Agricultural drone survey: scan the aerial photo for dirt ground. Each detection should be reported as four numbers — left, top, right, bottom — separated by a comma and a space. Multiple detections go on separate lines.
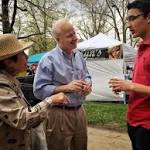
88, 127, 131, 150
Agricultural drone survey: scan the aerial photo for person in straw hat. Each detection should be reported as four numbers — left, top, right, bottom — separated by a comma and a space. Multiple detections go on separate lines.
0, 34, 69, 150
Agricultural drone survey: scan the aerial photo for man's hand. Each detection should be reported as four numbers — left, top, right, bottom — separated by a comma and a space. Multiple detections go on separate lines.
66, 80, 88, 92
109, 78, 133, 93
81, 83, 92, 96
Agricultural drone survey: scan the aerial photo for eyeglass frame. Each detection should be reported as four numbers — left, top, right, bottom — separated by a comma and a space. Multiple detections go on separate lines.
126, 13, 145, 22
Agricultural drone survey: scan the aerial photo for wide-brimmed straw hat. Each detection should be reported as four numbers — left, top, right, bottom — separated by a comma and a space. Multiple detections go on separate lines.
0, 34, 33, 61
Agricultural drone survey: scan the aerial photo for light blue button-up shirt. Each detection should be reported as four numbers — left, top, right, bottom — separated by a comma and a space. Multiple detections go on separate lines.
33, 47, 92, 106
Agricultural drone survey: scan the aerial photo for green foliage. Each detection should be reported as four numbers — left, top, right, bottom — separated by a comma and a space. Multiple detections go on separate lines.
29, 35, 56, 55
13, 0, 69, 55
84, 101, 127, 132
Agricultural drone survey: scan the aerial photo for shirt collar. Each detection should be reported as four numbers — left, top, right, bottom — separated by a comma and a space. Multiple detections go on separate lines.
57, 45, 77, 58
138, 37, 150, 52
139, 37, 150, 46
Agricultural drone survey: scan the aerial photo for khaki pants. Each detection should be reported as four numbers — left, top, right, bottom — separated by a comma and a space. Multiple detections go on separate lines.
46, 106, 87, 150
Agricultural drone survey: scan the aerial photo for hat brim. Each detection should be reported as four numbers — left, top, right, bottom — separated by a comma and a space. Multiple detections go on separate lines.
0, 41, 33, 61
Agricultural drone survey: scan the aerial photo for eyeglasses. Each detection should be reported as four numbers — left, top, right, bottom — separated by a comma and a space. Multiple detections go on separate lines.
126, 13, 145, 21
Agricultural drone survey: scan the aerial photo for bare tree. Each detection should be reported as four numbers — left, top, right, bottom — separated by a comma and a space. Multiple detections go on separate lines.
17, 0, 68, 54
105, 0, 130, 43
75, 0, 137, 46
107, 0, 139, 45
75, 0, 110, 39
0, 0, 69, 54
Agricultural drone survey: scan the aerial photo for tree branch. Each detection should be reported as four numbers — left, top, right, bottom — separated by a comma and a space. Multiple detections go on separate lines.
18, 32, 44, 39
24, 0, 45, 14
17, 6, 27, 11
24, 0, 55, 19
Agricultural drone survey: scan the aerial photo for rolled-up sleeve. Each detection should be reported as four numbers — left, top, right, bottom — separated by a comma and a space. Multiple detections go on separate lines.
0, 85, 50, 130
84, 63, 92, 85
33, 57, 56, 100
80, 53, 92, 85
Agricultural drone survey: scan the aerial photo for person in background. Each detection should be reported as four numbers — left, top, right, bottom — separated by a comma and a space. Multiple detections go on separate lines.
31, 64, 38, 74
0, 34, 69, 150
33, 18, 92, 150
109, 1, 150, 150
108, 45, 122, 59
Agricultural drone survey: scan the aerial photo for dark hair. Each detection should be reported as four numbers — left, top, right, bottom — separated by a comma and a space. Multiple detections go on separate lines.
0, 55, 18, 70
127, 0, 150, 17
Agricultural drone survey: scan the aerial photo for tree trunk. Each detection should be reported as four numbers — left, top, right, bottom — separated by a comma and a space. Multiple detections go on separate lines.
2, 0, 10, 33
2, 0, 17, 33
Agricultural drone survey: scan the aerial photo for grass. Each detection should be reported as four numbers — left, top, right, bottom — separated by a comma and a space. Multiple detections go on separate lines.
84, 101, 127, 132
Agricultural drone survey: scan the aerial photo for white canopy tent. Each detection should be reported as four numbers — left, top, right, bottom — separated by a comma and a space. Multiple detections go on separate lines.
77, 33, 136, 102
78, 33, 122, 50
77, 33, 136, 59
86, 59, 124, 101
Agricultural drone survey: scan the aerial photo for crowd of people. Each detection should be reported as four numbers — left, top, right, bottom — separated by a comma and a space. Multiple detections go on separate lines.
0, 0, 150, 150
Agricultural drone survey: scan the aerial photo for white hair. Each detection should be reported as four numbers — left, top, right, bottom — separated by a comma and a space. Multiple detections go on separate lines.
52, 18, 72, 41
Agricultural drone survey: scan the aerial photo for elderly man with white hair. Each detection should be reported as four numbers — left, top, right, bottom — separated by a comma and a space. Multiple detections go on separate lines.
33, 19, 92, 150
